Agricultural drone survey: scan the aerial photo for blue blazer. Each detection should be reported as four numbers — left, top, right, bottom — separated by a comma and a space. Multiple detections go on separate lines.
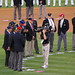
13, 32, 25, 52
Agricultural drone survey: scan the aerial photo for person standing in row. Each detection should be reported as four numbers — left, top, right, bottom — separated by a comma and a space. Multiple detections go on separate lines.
47, 0, 50, 6
33, 0, 39, 5
25, 18, 35, 57
12, 27, 25, 71
42, 13, 56, 52
57, 14, 69, 51
38, 0, 46, 19
0, 0, 2, 7
53, 0, 61, 6
65, 0, 74, 6
72, 16, 75, 50
2, 26, 12, 67
24, 0, 34, 19
13, 0, 22, 20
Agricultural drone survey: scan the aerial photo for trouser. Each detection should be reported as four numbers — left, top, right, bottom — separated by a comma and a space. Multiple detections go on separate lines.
53, 0, 61, 6
48, 0, 50, 5
25, 40, 34, 57
34, 37, 39, 54
26, 6, 34, 19
8, 51, 14, 69
33, 0, 39, 5
39, 5, 46, 18
11, 0, 13, 6
65, 0, 74, 5
5, 0, 8, 7
57, 32, 67, 51
72, 34, 75, 50
5, 50, 10, 66
21, 0, 24, 6
14, 5, 21, 20
13, 52, 23, 71
42, 44, 49, 66
0, 0, 2, 6
49, 32, 54, 51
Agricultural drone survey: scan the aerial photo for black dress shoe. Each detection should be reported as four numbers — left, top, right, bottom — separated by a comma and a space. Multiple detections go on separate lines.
39, 17, 41, 19
49, 50, 54, 52
18, 69, 22, 72
0, 6, 2, 7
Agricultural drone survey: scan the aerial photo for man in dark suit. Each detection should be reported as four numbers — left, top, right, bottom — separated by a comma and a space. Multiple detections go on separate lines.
72, 16, 75, 50
13, 27, 25, 71
32, 18, 40, 54
38, 0, 46, 19
57, 14, 69, 51
25, 18, 35, 57
2, 26, 12, 67
42, 13, 56, 52
13, 0, 22, 20
24, 0, 34, 19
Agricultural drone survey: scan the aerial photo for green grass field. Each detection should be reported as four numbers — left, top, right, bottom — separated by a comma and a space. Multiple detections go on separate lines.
1, 0, 75, 8
0, 32, 75, 75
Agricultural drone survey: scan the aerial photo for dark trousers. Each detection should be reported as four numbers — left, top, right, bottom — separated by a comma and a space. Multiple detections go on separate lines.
13, 51, 23, 71
8, 51, 14, 69
49, 32, 54, 51
26, 6, 34, 19
34, 37, 39, 54
5, 50, 10, 66
57, 32, 67, 51
14, 4, 21, 20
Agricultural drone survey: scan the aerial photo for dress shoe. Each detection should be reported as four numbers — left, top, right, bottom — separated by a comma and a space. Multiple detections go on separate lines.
50, 50, 54, 52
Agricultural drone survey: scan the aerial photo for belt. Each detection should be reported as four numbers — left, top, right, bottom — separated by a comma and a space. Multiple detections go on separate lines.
42, 43, 49, 46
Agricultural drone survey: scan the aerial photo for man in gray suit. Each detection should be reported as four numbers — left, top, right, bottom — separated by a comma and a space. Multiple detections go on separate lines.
24, 0, 34, 19
13, 0, 22, 20
57, 14, 69, 51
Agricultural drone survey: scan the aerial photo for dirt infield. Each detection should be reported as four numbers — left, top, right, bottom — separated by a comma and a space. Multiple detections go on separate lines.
0, 7, 75, 34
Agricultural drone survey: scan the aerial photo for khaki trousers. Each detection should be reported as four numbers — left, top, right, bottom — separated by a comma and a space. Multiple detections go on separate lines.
25, 40, 34, 56
42, 44, 49, 66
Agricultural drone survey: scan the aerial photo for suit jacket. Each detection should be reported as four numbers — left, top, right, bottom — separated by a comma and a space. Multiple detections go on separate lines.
42, 18, 56, 32
72, 17, 75, 34
26, 21, 35, 41
24, 0, 33, 7
13, 32, 25, 52
2, 30, 10, 50
32, 19, 37, 37
13, 0, 21, 6
39, 0, 46, 5
58, 19, 69, 36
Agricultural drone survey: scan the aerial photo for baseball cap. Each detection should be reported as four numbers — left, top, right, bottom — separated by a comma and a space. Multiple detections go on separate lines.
17, 27, 22, 30
59, 14, 64, 17
20, 20, 25, 25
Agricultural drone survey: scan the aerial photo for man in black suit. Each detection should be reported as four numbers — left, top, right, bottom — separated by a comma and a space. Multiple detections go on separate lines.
38, 0, 46, 19
57, 14, 69, 51
13, 0, 22, 20
2, 26, 12, 67
42, 13, 56, 52
24, 0, 34, 19
25, 18, 35, 57
13, 27, 25, 71
72, 16, 75, 50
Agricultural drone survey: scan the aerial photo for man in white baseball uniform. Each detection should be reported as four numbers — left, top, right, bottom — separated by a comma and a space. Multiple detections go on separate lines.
65, 0, 74, 6
47, 0, 50, 6
53, 0, 61, 6
33, 0, 39, 5
21, 0, 24, 6
11, 0, 13, 7
5, 0, 8, 7
0, 0, 2, 7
